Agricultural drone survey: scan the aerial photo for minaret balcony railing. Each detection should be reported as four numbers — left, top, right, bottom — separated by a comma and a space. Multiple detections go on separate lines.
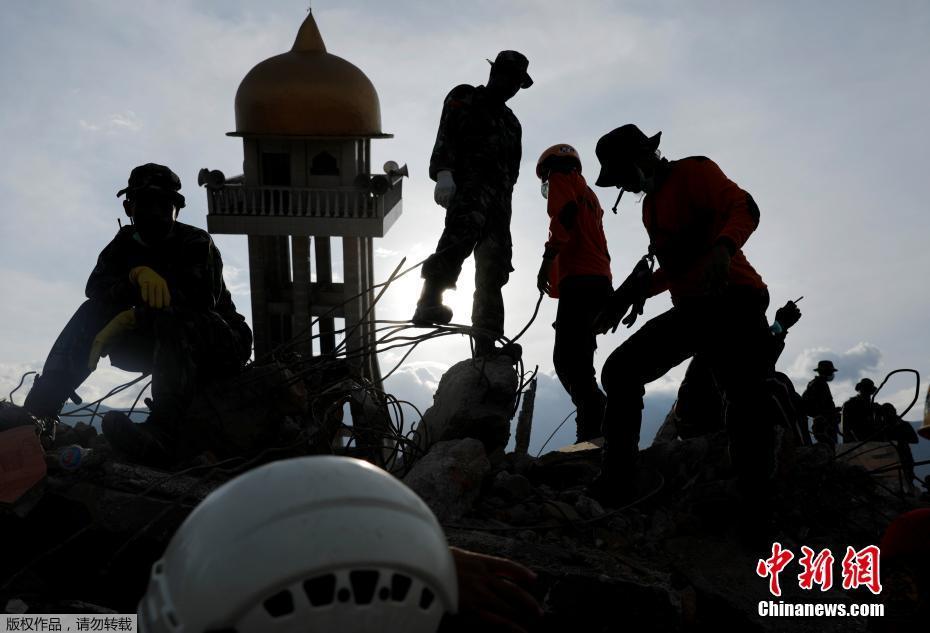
205, 180, 403, 238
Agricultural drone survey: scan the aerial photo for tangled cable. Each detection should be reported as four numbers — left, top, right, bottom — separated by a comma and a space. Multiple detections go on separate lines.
4, 247, 548, 477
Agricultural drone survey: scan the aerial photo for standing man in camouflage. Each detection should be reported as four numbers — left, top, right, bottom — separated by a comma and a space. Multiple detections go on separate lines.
23, 164, 252, 467
412, 51, 532, 359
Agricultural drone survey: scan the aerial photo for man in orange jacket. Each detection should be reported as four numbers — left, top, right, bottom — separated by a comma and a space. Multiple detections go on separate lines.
592, 125, 777, 519
535, 144, 613, 443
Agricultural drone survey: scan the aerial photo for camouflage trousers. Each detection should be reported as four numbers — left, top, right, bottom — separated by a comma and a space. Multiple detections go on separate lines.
24, 299, 246, 427
421, 182, 514, 337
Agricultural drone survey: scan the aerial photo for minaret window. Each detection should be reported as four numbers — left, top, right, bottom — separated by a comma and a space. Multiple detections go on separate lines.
261, 153, 291, 186
311, 151, 339, 176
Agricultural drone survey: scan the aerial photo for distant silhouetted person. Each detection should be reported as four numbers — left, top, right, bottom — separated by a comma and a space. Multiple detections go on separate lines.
23, 164, 252, 467
878, 402, 919, 490
412, 51, 532, 361
842, 377, 882, 442
802, 360, 840, 445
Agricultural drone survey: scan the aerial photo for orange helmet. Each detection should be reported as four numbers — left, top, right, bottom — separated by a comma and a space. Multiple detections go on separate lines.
536, 144, 582, 180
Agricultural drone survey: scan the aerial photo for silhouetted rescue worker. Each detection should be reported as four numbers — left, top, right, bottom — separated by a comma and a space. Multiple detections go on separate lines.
534, 144, 613, 443
872, 509, 930, 630
842, 378, 882, 442
23, 164, 252, 466
669, 299, 807, 443
801, 360, 840, 445
878, 402, 919, 489
590, 124, 775, 521
412, 51, 532, 359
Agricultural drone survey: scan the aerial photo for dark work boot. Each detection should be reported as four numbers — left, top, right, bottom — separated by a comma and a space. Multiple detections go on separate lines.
472, 336, 522, 364
23, 372, 73, 420
102, 410, 178, 468
575, 389, 607, 443
412, 280, 453, 326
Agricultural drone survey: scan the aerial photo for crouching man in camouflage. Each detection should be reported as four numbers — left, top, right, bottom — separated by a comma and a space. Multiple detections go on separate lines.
412, 51, 532, 360
23, 164, 252, 467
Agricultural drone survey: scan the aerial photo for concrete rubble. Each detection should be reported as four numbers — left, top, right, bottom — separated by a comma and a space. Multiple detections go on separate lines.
1, 357, 928, 630
413, 356, 518, 453
403, 438, 491, 523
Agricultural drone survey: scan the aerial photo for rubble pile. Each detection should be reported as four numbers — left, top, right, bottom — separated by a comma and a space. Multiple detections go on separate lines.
1, 357, 927, 631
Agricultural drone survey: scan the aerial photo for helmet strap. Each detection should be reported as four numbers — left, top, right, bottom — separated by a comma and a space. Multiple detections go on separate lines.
610, 189, 624, 214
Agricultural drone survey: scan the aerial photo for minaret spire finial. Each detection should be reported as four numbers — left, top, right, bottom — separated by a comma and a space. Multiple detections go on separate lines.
293, 6, 326, 53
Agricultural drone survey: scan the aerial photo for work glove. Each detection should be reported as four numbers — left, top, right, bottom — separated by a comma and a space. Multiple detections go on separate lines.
130, 266, 171, 309
594, 256, 654, 334
434, 170, 456, 209
622, 294, 647, 328
774, 300, 802, 331
536, 257, 554, 295
703, 241, 732, 295
88, 309, 136, 371
593, 287, 634, 335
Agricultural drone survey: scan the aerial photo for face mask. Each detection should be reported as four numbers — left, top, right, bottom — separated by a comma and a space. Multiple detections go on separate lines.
640, 167, 657, 194
130, 195, 177, 246
540, 181, 549, 199
134, 215, 174, 246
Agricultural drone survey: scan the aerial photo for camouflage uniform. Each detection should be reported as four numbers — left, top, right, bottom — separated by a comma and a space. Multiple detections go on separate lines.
24, 222, 252, 429
422, 84, 522, 338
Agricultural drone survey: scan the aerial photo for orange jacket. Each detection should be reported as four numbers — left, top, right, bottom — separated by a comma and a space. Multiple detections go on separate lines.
643, 157, 765, 300
544, 170, 612, 298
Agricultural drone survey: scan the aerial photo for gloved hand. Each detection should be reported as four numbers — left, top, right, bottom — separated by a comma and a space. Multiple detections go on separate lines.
88, 309, 136, 370
130, 266, 171, 309
537, 257, 554, 295
703, 241, 732, 295
594, 256, 653, 334
434, 170, 456, 208
774, 301, 802, 331
593, 287, 633, 335
621, 294, 647, 328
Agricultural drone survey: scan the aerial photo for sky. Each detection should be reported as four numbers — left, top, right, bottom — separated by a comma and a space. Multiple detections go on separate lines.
1, 0, 929, 455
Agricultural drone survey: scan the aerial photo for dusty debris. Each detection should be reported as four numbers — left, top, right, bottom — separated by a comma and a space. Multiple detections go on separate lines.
490, 471, 534, 502
2, 380, 927, 630
403, 438, 490, 523
514, 377, 536, 456
414, 356, 518, 453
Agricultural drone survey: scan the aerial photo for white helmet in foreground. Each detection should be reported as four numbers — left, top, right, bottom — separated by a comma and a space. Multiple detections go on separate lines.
139, 456, 458, 633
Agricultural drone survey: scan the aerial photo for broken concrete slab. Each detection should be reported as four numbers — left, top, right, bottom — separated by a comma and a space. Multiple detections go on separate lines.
490, 471, 534, 502
413, 356, 517, 454
403, 438, 491, 523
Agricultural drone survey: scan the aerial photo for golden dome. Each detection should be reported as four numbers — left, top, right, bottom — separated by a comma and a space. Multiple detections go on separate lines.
231, 11, 388, 138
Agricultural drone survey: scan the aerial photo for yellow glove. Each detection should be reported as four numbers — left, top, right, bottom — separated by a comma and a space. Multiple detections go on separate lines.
88, 309, 136, 371
130, 266, 171, 308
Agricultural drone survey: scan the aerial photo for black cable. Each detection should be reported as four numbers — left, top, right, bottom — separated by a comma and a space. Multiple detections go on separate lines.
7, 371, 36, 404
535, 408, 577, 458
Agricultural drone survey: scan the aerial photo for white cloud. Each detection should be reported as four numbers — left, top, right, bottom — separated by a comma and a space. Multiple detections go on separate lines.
222, 264, 251, 295
0, 361, 151, 413
108, 111, 142, 133
786, 342, 883, 382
